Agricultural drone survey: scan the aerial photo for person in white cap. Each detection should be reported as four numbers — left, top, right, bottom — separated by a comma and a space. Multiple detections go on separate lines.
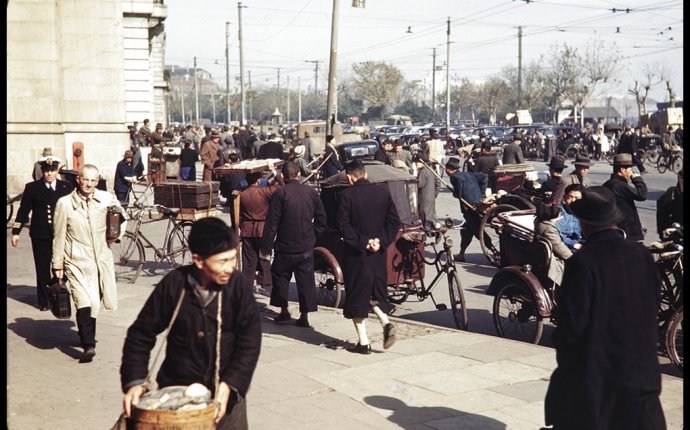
33, 147, 56, 181
292, 144, 312, 177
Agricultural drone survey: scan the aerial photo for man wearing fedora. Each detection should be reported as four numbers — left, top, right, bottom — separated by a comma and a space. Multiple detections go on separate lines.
562, 153, 593, 188
114, 150, 138, 204
502, 133, 526, 165
543, 186, 665, 430
602, 153, 648, 242
12, 156, 74, 311
541, 156, 567, 203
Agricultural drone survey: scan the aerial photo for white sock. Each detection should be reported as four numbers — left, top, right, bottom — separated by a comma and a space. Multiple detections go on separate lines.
372, 305, 390, 327
353, 318, 369, 345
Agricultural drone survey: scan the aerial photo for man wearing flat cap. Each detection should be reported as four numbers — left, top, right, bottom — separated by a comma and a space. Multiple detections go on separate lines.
501, 133, 525, 165
11, 155, 73, 310
541, 156, 567, 203
114, 150, 138, 204
562, 153, 593, 188
544, 186, 665, 430
602, 153, 647, 242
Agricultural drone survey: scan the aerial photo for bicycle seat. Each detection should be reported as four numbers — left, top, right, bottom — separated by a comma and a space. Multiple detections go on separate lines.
401, 231, 426, 243
161, 207, 179, 218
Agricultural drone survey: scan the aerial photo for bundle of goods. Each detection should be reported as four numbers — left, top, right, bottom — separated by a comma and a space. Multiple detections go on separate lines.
213, 158, 284, 174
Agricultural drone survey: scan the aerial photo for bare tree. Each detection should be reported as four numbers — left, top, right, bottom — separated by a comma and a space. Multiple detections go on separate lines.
542, 43, 580, 123
627, 63, 661, 121
575, 38, 622, 127
477, 77, 510, 125
351, 61, 404, 120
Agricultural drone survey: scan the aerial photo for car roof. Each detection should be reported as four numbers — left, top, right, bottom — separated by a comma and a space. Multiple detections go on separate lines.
320, 160, 416, 188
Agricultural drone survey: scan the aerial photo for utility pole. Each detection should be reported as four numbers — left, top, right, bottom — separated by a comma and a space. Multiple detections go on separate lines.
325, 0, 340, 135
432, 47, 436, 120
517, 26, 523, 108
276, 67, 281, 116
180, 75, 186, 124
211, 92, 216, 124
305, 60, 319, 101
445, 17, 451, 134
194, 56, 200, 125
286, 75, 290, 124
248, 70, 253, 122
298, 76, 302, 123
226, 21, 231, 124
238, 2, 246, 125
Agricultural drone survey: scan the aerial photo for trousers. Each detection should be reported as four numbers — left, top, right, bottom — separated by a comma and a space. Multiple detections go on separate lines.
269, 251, 317, 313
31, 237, 54, 309
76, 307, 97, 348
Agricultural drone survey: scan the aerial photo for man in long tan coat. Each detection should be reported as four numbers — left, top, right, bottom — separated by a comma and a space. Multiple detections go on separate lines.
52, 164, 125, 363
200, 131, 221, 181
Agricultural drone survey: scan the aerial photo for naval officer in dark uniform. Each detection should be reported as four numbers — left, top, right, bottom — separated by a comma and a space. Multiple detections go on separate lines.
11, 156, 73, 310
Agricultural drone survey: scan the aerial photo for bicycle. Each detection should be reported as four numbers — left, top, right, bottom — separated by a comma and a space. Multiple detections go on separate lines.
656, 149, 683, 174
7, 192, 22, 226
111, 200, 195, 283
386, 218, 469, 330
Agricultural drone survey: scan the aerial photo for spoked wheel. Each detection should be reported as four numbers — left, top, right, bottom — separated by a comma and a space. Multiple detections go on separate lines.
6, 195, 14, 225
657, 156, 669, 174
387, 282, 411, 305
448, 270, 468, 330
665, 306, 683, 371
493, 281, 544, 344
168, 221, 194, 267
479, 204, 519, 267
314, 249, 344, 308
645, 148, 659, 165
564, 145, 579, 160
635, 149, 647, 165
671, 154, 683, 173
111, 232, 145, 283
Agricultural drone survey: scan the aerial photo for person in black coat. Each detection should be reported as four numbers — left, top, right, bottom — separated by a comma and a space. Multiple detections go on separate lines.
602, 153, 647, 242
114, 150, 137, 203
11, 157, 74, 310
337, 160, 401, 354
501, 134, 525, 165
120, 217, 262, 429
541, 156, 567, 204
321, 134, 344, 178
260, 161, 327, 327
544, 186, 665, 430
257, 135, 285, 160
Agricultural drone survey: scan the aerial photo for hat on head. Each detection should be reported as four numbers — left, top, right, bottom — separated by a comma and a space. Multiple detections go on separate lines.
611, 153, 634, 167
570, 186, 624, 226
38, 156, 61, 170
445, 157, 461, 171
546, 156, 567, 170
41, 147, 53, 157
429, 128, 438, 135
124, 150, 134, 158
210, 130, 221, 138
156, 123, 163, 129
294, 145, 306, 157
573, 153, 593, 167
412, 152, 429, 163
513, 133, 523, 141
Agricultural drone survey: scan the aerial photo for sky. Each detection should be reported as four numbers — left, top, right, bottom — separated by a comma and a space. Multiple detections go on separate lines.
163, 0, 683, 107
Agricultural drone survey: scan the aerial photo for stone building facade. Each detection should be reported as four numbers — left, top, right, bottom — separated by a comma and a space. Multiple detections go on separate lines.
7, 0, 168, 194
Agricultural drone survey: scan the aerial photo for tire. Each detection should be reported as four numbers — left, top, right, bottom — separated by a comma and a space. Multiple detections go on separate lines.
314, 250, 344, 308
168, 221, 194, 267
671, 154, 683, 173
112, 232, 145, 284
646, 148, 659, 165
657, 156, 668, 174
448, 270, 468, 330
493, 281, 544, 344
665, 307, 683, 371
479, 204, 519, 267
635, 149, 646, 165
564, 145, 578, 159
7, 197, 14, 225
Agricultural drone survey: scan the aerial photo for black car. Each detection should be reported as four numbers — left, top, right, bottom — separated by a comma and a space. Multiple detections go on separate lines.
336, 140, 379, 163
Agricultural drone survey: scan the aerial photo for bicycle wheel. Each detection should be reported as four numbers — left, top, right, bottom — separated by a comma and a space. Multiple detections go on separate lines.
564, 145, 578, 159
671, 154, 683, 173
111, 232, 145, 283
479, 204, 518, 267
168, 220, 194, 267
448, 270, 468, 330
635, 149, 646, 165
645, 148, 659, 165
665, 306, 683, 371
493, 281, 544, 344
314, 249, 344, 308
657, 156, 668, 174
7, 197, 14, 225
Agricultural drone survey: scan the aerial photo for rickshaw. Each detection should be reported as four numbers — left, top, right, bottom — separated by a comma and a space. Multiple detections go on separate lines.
312, 157, 469, 330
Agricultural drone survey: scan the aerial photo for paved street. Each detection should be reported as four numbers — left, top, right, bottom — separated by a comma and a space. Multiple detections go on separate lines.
6, 157, 683, 429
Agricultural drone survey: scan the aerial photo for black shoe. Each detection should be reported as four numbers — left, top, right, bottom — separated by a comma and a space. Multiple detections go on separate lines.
347, 342, 371, 355
79, 347, 96, 363
295, 317, 311, 328
453, 253, 466, 262
383, 323, 397, 349
39, 306, 49, 312
254, 286, 270, 297
274, 312, 292, 324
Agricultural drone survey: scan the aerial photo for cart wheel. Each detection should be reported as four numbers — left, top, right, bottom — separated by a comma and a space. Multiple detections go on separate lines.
479, 204, 518, 267
665, 306, 683, 371
314, 249, 344, 308
493, 281, 544, 344
112, 232, 145, 284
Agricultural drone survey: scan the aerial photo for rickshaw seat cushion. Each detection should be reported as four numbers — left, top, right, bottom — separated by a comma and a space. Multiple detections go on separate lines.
499, 231, 552, 285
495, 175, 523, 192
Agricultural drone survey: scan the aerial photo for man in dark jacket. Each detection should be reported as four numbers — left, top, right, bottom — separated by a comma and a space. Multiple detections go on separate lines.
337, 160, 401, 354
544, 186, 665, 430
321, 134, 344, 178
541, 156, 568, 204
121, 217, 262, 430
257, 134, 285, 160
617, 126, 647, 174
261, 161, 327, 327
114, 150, 137, 203
502, 133, 525, 165
11, 156, 73, 310
603, 153, 647, 241
656, 169, 683, 238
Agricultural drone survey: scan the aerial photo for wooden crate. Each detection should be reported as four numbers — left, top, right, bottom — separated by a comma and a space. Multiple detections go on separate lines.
178, 207, 219, 221
154, 181, 220, 209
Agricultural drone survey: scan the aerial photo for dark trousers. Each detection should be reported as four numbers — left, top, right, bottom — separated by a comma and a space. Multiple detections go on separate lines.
269, 251, 317, 314
76, 307, 97, 348
180, 165, 196, 181
115, 190, 129, 204
460, 210, 484, 252
31, 237, 54, 308
241, 237, 272, 287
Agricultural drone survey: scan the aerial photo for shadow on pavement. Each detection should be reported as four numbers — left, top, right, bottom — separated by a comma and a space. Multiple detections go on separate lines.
364, 395, 507, 429
6, 284, 39, 308
7, 317, 82, 359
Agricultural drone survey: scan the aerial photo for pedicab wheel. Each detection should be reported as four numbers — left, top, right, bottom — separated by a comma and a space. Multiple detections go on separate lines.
479, 204, 519, 267
112, 232, 145, 284
448, 270, 468, 330
665, 306, 683, 371
493, 281, 544, 344
671, 154, 683, 173
657, 157, 668, 174
387, 282, 411, 305
313, 249, 343, 308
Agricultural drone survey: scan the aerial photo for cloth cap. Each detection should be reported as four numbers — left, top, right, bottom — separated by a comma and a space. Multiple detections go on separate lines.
445, 157, 461, 171
569, 186, 624, 226
513, 133, 523, 141
124, 150, 134, 158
